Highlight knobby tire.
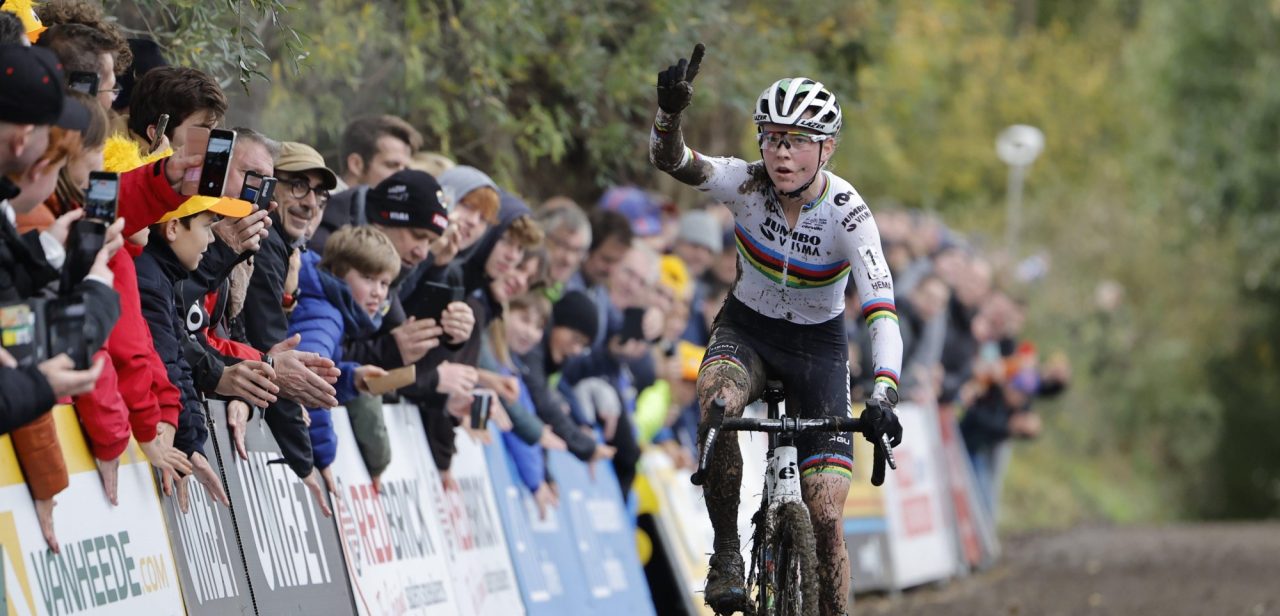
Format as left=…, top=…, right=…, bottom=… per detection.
left=757, top=502, right=819, bottom=615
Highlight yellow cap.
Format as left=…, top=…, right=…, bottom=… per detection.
left=678, top=341, right=704, bottom=382
left=157, top=195, right=253, bottom=223
left=658, top=255, right=692, bottom=303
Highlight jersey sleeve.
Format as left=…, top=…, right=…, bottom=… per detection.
left=837, top=197, right=904, bottom=394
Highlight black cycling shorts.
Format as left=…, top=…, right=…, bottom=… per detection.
left=700, top=294, right=855, bottom=482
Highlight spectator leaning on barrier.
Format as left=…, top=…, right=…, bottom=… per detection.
left=405, top=191, right=540, bottom=473
left=288, top=225, right=398, bottom=484
left=311, top=114, right=422, bottom=251
left=1, top=45, right=126, bottom=552
left=498, top=290, right=562, bottom=519
left=136, top=194, right=252, bottom=512
left=516, top=289, right=616, bottom=466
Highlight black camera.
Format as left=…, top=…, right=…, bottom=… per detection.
left=0, top=295, right=93, bottom=369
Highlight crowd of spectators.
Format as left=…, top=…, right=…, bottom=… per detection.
left=0, top=0, right=1065, bottom=555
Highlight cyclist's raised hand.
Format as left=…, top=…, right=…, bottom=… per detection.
left=656, top=43, right=706, bottom=114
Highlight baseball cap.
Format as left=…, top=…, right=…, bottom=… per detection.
left=275, top=142, right=338, bottom=190
left=366, top=169, right=449, bottom=235
left=0, top=44, right=88, bottom=130
left=599, top=186, right=662, bottom=237
left=158, top=195, right=253, bottom=223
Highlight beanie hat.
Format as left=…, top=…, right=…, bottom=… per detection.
left=677, top=210, right=723, bottom=253
left=366, top=169, right=449, bottom=235
left=438, top=165, right=498, bottom=207
left=552, top=290, right=598, bottom=340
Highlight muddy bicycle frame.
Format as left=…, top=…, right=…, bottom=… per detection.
left=692, top=379, right=896, bottom=614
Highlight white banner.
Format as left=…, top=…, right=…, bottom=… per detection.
left=428, top=427, right=523, bottom=616
left=0, top=407, right=185, bottom=616
left=328, top=404, right=459, bottom=616
left=881, top=403, right=959, bottom=588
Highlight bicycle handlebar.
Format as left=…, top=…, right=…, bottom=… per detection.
left=691, top=401, right=898, bottom=487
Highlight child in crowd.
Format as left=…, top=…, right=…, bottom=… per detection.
left=498, top=291, right=561, bottom=518
left=287, top=225, right=396, bottom=480
left=136, top=195, right=252, bottom=509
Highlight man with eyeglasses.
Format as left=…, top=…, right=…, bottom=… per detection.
left=650, top=45, right=904, bottom=616
left=240, top=141, right=336, bottom=352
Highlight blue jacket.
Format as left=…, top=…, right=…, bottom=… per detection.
left=501, top=367, right=545, bottom=492
left=287, top=252, right=382, bottom=469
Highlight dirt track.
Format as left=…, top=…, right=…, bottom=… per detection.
left=858, top=522, right=1280, bottom=616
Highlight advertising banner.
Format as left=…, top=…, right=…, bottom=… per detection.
left=213, top=401, right=356, bottom=615
left=1, top=405, right=185, bottom=616
left=937, top=405, right=999, bottom=570
left=157, top=406, right=253, bottom=616
left=880, top=403, right=958, bottom=589
left=431, top=428, right=523, bottom=616
left=482, top=427, right=590, bottom=614
left=328, top=404, right=458, bottom=616
left=845, top=434, right=893, bottom=594
left=546, top=451, right=655, bottom=615
left=636, top=451, right=714, bottom=616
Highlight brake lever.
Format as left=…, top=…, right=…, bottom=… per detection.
left=880, top=433, right=898, bottom=470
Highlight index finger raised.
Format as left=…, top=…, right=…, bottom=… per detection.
left=686, top=43, right=706, bottom=83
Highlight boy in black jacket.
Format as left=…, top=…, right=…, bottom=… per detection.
left=136, top=195, right=250, bottom=511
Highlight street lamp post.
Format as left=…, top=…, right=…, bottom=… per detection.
left=996, top=125, right=1045, bottom=257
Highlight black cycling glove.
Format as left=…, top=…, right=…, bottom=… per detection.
left=656, top=43, right=705, bottom=114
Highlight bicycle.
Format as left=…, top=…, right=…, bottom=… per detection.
left=691, top=379, right=897, bottom=616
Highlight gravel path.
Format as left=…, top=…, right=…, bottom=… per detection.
left=857, top=523, right=1280, bottom=616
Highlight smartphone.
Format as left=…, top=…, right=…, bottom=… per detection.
left=412, top=281, right=465, bottom=321
left=180, top=126, right=210, bottom=196
left=621, top=307, right=646, bottom=342
left=198, top=128, right=237, bottom=197
left=258, top=176, right=277, bottom=208
left=83, top=171, right=119, bottom=223
left=45, top=297, right=90, bottom=369
left=150, top=113, right=170, bottom=152
left=67, top=71, right=99, bottom=96
left=239, top=171, right=265, bottom=204
left=470, top=390, right=493, bottom=430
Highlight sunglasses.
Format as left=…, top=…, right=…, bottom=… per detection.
left=756, top=130, right=830, bottom=151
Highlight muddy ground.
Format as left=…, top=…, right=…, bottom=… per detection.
left=858, top=522, right=1280, bottom=616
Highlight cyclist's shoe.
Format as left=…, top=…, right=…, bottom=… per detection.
left=705, top=550, right=752, bottom=614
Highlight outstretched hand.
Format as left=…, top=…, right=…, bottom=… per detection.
left=656, top=43, right=706, bottom=114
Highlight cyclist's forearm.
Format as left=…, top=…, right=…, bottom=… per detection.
left=650, top=110, right=710, bottom=185
left=868, top=316, right=904, bottom=396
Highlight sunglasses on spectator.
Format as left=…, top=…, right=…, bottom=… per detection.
left=756, top=130, right=830, bottom=151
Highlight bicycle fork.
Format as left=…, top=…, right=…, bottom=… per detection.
left=757, top=443, right=803, bottom=612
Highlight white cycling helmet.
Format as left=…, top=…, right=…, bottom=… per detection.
left=753, top=77, right=842, bottom=135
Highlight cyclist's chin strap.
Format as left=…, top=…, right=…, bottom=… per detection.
left=777, top=147, right=826, bottom=201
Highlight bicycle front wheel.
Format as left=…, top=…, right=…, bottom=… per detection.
left=766, top=502, right=819, bottom=616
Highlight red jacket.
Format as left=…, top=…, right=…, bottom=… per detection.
left=72, top=351, right=131, bottom=460
left=120, top=157, right=186, bottom=238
